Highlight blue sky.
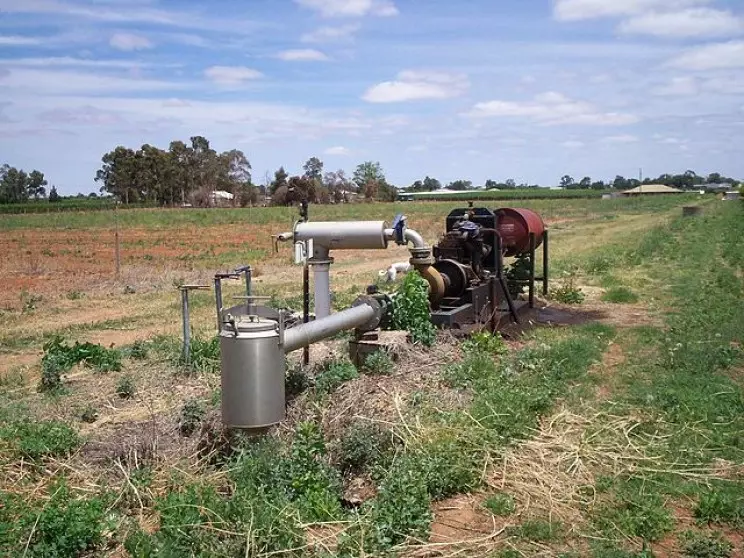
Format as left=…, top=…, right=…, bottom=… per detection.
left=1, top=0, right=743, bottom=194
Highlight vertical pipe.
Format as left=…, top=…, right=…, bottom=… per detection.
left=214, top=277, right=223, bottom=332
left=245, top=266, right=252, bottom=297
left=303, top=257, right=310, bottom=366
left=313, top=263, right=332, bottom=319
left=489, top=277, right=498, bottom=333
left=528, top=233, right=536, bottom=309
left=542, top=230, right=549, bottom=296
left=181, top=288, right=191, bottom=365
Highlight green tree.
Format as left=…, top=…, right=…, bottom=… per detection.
left=48, top=185, right=60, bottom=202
left=95, top=146, right=137, bottom=203
left=27, top=170, right=47, bottom=199
left=353, top=161, right=385, bottom=190
left=559, top=175, right=575, bottom=189
left=579, top=176, right=592, bottom=189
left=447, top=180, right=472, bottom=191
left=303, top=157, right=324, bottom=183
left=271, top=167, right=289, bottom=195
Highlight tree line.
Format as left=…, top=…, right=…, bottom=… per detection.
left=3, top=139, right=741, bottom=206
left=0, top=164, right=58, bottom=204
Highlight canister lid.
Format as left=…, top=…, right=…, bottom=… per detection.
left=234, top=316, right=277, bottom=333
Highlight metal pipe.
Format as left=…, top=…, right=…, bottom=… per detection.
left=313, top=263, right=332, bottom=319
left=404, top=228, right=426, bottom=249
left=294, top=221, right=388, bottom=250
left=282, top=303, right=376, bottom=353
left=542, top=230, right=549, bottom=296
left=214, top=277, right=223, bottom=332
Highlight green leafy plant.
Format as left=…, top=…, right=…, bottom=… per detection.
left=16, top=482, right=110, bottom=558
left=115, top=375, right=136, bottom=399
left=484, top=492, right=516, bottom=516
left=182, top=336, right=220, bottom=374
left=392, top=271, right=436, bottom=346
left=695, top=486, right=744, bottom=527
left=363, top=349, right=394, bottom=376
left=505, top=255, right=531, bottom=297
left=314, top=358, right=358, bottom=395
left=39, top=337, right=122, bottom=392
left=179, top=399, right=205, bottom=437
left=550, top=275, right=586, bottom=304
left=125, top=340, right=149, bottom=360
left=0, top=419, right=80, bottom=460
left=602, top=286, right=639, bottom=304
left=285, top=364, right=310, bottom=399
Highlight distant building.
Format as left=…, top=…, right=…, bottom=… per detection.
left=398, top=188, right=477, bottom=201
left=704, top=183, right=734, bottom=193
left=723, top=191, right=741, bottom=201
left=210, top=190, right=234, bottom=207
left=620, top=184, right=685, bottom=196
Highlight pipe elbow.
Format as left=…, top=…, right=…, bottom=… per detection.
left=277, top=232, right=294, bottom=242
left=404, top=229, right=426, bottom=250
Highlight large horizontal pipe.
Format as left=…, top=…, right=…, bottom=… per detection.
left=294, top=221, right=388, bottom=250
left=282, top=302, right=376, bottom=353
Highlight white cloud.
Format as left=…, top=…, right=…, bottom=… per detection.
left=602, top=134, right=639, bottom=143
left=466, top=91, right=638, bottom=126
left=363, top=70, right=469, bottom=103
left=295, top=0, right=398, bottom=18
left=0, top=57, right=174, bottom=69
left=0, top=35, right=41, bottom=46
left=561, top=140, right=585, bottom=148
left=652, top=76, right=698, bottom=96
left=619, top=8, right=743, bottom=38
left=301, top=24, right=360, bottom=43
left=324, top=146, right=350, bottom=155
left=276, top=49, right=329, bottom=61
left=0, top=68, right=181, bottom=95
left=204, top=66, right=263, bottom=85
left=109, top=32, right=153, bottom=51
left=553, top=0, right=710, bottom=21
left=669, top=40, right=744, bottom=70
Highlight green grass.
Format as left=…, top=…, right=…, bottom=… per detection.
left=484, top=493, right=516, bottom=516
left=602, top=286, right=640, bottom=303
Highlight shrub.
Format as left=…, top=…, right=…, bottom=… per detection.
left=285, top=364, right=310, bottom=399
left=682, top=531, right=733, bottom=558
left=392, top=271, right=436, bottom=347
left=314, top=358, right=358, bottom=395
left=363, top=350, right=394, bottom=376
left=338, top=422, right=393, bottom=474
left=602, top=286, right=639, bottom=304
left=115, top=375, right=136, bottom=399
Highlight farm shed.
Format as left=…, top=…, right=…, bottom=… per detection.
left=620, top=184, right=685, bottom=196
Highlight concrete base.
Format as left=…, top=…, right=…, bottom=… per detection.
left=349, top=330, right=409, bottom=367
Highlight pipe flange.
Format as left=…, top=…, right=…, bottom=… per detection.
left=308, top=257, right=335, bottom=265
left=410, top=255, right=434, bottom=266
left=351, top=296, right=382, bottom=331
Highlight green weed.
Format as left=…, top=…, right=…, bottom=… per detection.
left=695, top=484, right=744, bottom=527
left=0, top=419, right=80, bottom=460
left=338, top=422, right=393, bottom=474
left=115, top=375, right=136, bottom=399
left=508, top=518, right=563, bottom=542
left=484, top=493, right=516, bottom=516
left=602, top=286, right=639, bottom=303
left=314, top=358, right=358, bottom=395
left=682, top=531, right=733, bottom=558
left=363, top=349, right=394, bottom=376
left=463, top=331, right=509, bottom=356
left=179, top=399, right=205, bottom=437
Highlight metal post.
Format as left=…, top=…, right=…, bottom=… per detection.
left=214, top=276, right=223, bottom=332
left=114, top=202, right=121, bottom=279
left=542, top=230, right=549, bottom=296
left=180, top=288, right=191, bottom=365
left=244, top=266, right=252, bottom=298
left=178, top=284, right=210, bottom=366
left=528, top=233, right=536, bottom=309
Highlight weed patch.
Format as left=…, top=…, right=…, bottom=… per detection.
left=39, top=336, right=122, bottom=392
left=314, top=358, right=358, bottom=395
left=392, top=271, right=436, bottom=347
left=0, top=418, right=80, bottom=460
left=602, top=286, right=639, bottom=303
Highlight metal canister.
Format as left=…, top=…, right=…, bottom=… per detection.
left=219, top=316, right=285, bottom=429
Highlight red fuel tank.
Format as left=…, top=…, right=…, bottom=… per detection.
left=494, top=208, right=546, bottom=256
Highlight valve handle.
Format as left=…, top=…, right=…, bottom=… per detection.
left=391, top=213, right=407, bottom=245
